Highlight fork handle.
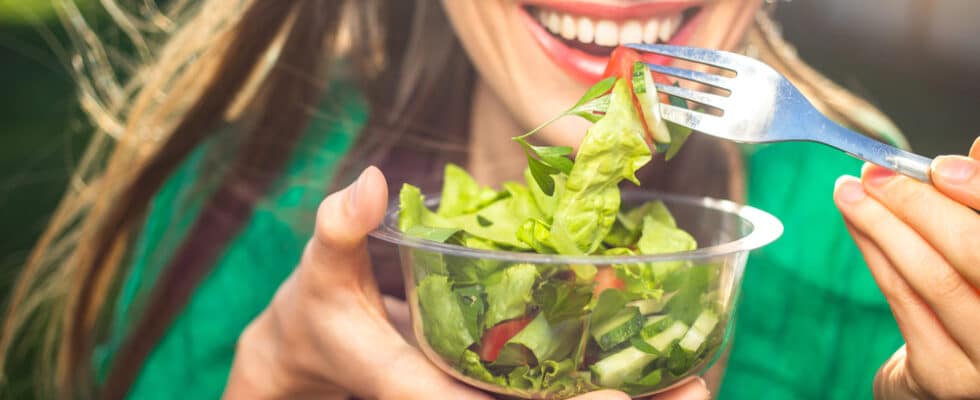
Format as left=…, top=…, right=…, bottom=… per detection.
left=817, top=118, right=933, bottom=183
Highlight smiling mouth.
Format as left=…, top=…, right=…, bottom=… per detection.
left=521, top=2, right=703, bottom=83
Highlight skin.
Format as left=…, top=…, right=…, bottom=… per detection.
left=833, top=136, right=980, bottom=399
left=222, top=2, right=974, bottom=400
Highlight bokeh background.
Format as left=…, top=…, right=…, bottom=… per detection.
left=0, top=0, right=977, bottom=395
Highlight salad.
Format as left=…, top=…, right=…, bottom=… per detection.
left=397, top=47, right=724, bottom=398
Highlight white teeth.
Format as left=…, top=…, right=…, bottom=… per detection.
left=643, top=19, right=660, bottom=44
left=594, top=19, right=618, bottom=46
left=619, top=20, right=642, bottom=45
left=547, top=12, right=561, bottom=34
left=577, top=17, right=594, bottom=44
left=535, top=9, right=684, bottom=47
left=560, top=15, right=577, bottom=40
left=659, top=15, right=680, bottom=42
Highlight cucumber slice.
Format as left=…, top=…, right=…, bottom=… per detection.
left=592, top=306, right=644, bottom=351
left=691, top=310, right=720, bottom=335
left=678, top=329, right=706, bottom=353
left=627, top=291, right=676, bottom=315
left=590, top=347, right=656, bottom=388
left=641, top=315, right=673, bottom=338
left=631, top=61, right=671, bottom=143
left=592, top=320, right=690, bottom=388
left=647, top=321, right=689, bottom=353
left=679, top=310, right=719, bottom=353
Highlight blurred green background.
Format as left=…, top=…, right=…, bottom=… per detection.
left=0, top=1, right=976, bottom=395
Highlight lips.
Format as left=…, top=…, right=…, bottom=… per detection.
left=521, top=1, right=704, bottom=84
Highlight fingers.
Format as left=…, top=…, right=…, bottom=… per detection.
left=841, top=218, right=961, bottom=362
left=970, top=136, right=980, bottom=160
left=310, top=165, right=388, bottom=262
left=383, top=295, right=417, bottom=347
left=302, top=166, right=388, bottom=296
left=372, top=345, right=495, bottom=400
left=648, top=377, right=710, bottom=400
left=931, top=155, right=980, bottom=210
left=834, top=176, right=980, bottom=360
left=568, top=378, right=710, bottom=400
left=873, top=346, right=929, bottom=400
left=570, top=390, right=632, bottom=400
left=860, top=163, right=980, bottom=288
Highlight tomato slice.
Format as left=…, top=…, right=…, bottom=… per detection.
left=602, top=47, right=644, bottom=81
left=601, top=47, right=672, bottom=85
left=478, top=316, right=534, bottom=362
left=600, top=47, right=673, bottom=142
left=593, top=266, right=625, bottom=298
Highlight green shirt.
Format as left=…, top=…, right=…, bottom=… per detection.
left=101, top=82, right=904, bottom=399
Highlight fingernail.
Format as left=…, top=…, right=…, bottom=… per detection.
left=862, top=164, right=897, bottom=188
left=347, top=167, right=370, bottom=208
left=694, top=377, right=711, bottom=399
left=835, top=175, right=866, bottom=203
left=933, top=155, right=976, bottom=184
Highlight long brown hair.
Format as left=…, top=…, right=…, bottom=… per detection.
left=1, top=1, right=903, bottom=399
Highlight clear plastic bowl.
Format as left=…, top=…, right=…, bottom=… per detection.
left=371, top=191, right=782, bottom=399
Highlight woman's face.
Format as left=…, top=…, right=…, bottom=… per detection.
left=441, top=0, right=763, bottom=146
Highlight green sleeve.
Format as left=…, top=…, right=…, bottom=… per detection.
left=94, top=81, right=367, bottom=400
left=719, top=142, right=904, bottom=399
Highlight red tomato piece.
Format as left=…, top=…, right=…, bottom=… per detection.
left=478, top=316, right=534, bottom=362
left=602, top=47, right=643, bottom=80
left=593, top=266, right=625, bottom=298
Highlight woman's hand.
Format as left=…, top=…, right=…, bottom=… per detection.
left=223, top=166, right=710, bottom=400
left=834, top=137, right=980, bottom=399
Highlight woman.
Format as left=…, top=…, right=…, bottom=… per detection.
left=2, top=0, right=978, bottom=399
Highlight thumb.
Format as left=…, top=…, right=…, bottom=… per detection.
left=295, top=166, right=492, bottom=399
left=874, top=346, right=925, bottom=400
left=305, top=165, right=388, bottom=288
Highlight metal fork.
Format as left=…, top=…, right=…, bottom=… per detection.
left=626, top=43, right=933, bottom=183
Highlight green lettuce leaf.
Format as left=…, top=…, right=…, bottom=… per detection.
left=636, top=215, right=697, bottom=282
left=549, top=79, right=652, bottom=254
left=444, top=234, right=508, bottom=285
left=508, top=365, right=544, bottom=391
left=454, top=285, right=487, bottom=340
left=524, top=167, right=564, bottom=221
left=622, top=200, right=676, bottom=231
left=404, top=225, right=460, bottom=243
left=515, top=141, right=573, bottom=197
left=403, top=223, right=460, bottom=282
left=417, top=275, right=476, bottom=361
left=603, top=200, right=676, bottom=248
left=398, top=184, right=453, bottom=232
left=507, top=362, right=598, bottom=397
left=608, top=216, right=696, bottom=300
left=516, top=218, right=557, bottom=254
left=460, top=350, right=507, bottom=386
left=605, top=247, right=665, bottom=301
left=436, top=163, right=501, bottom=217
left=448, top=182, right=544, bottom=249
left=602, top=222, right=637, bottom=248
left=589, top=289, right=629, bottom=327
left=663, top=263, right=720, bottom=324
left=494, top=313, right=583, bottom=367
left=483, top=263, right=538, bottom=329
left=534, top=278, right=593, bottom=323
left=623, top=368, right=663, bottom=394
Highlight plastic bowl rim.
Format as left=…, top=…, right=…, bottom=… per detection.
left=369, top=190, right=783, bottom=264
